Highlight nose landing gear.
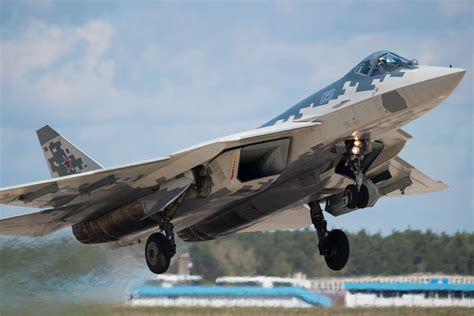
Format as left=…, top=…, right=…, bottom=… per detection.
left=309, top=201, right=349, bottom=271
left=343, top=184, right=359, bottom=209
left=344, top=183, right=370, bottom=209
left=337, top=138, right=383, bottom=210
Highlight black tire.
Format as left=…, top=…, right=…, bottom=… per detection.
left=358, top=184, right=370, bottom=209
left=145, top=233, right=171, bottom=274
left=324, top=229, right=350, bottom=271
left=344, top=184, right=359, bottom=209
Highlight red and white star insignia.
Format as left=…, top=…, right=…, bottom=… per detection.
left=62, top=155, right=73, bottom=173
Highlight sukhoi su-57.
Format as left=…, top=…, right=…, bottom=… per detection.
left=0, top=51, right=465, bottom=273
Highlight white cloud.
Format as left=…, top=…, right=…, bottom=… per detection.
left=1, top=20, right=124, bottom=119
left=2, top=20, right=77, bottom=81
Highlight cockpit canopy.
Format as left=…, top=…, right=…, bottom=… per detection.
left=353, top=51, right=418, bottom=77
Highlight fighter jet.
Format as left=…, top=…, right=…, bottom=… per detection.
left=0, top=51, right=465, bottom=273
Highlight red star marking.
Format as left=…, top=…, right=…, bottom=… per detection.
left=62, top=155, right=73, bottom=173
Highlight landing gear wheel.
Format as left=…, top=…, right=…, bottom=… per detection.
left=358, top=184, right=369, bottom=209
left=344, top=184, right=359, bottom=209
left=309, top=202, right=350, bottom=272
left=323, top=229, right=350, bottom=271
left=145, top=233, right=171, bottom=274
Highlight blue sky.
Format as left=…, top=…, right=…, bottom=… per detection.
left=1, top=0, right=473, bottom=234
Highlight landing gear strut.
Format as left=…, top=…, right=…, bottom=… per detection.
left=145, top=217, right=176, bottom=274
left=339, top=138, right=379, bottom=210
left=309, top=201, right=349, bottom=271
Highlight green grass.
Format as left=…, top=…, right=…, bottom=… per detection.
left=2, top=305, right=472, bottom=316
left=110, top=306, right=473, bottom=316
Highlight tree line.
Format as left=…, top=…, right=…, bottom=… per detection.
left=1, top=229, right=472, bottom=283
left=188, top=229, right=474, bottom=280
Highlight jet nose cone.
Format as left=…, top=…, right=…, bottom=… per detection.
left=424, top=67, right=466, bottom=101
left=441, top=68, right=466, bottom=85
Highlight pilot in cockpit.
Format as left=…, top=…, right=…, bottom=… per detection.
left=353, top=51, right=418, bottom=77
left=377, top=56, right=386, bottom=67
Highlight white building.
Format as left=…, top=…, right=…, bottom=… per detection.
left=344, top=276, right=474, bottom=308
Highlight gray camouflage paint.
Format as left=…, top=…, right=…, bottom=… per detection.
left=261, top=51, right=408, bottom=127
left=37, top=125, right=102, bottom=178
left=45, top=140, right=85, bottom=176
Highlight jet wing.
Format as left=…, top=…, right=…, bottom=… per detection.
left=236, top=155, right=447, bottom=234
left=358, top=129, right=447, bottom=196
left=0, top=156, right=174, bottom=209
left=0, top=206, right=75, bottom=237
left=0, top=122, right=320, bottom=219
left=372, top=156, right=448, bottom=196
left=0, top=122, right=320, bottom=210
left=325, top=154, right=447, bottom=200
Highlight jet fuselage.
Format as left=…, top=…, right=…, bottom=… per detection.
left=174, top=51, right=465, bottom=242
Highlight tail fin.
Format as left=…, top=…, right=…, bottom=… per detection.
left=36, top=125, right=103, bottom=178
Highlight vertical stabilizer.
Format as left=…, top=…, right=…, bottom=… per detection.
left=36, top=125, right=103, bottom=178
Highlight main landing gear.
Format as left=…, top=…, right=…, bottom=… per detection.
left=309, top=201, right=349, bottom=271
left=145, top=218, right=176, bottom=274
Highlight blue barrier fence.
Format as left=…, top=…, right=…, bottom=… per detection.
left=135, top=285, right=332, bottom=307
